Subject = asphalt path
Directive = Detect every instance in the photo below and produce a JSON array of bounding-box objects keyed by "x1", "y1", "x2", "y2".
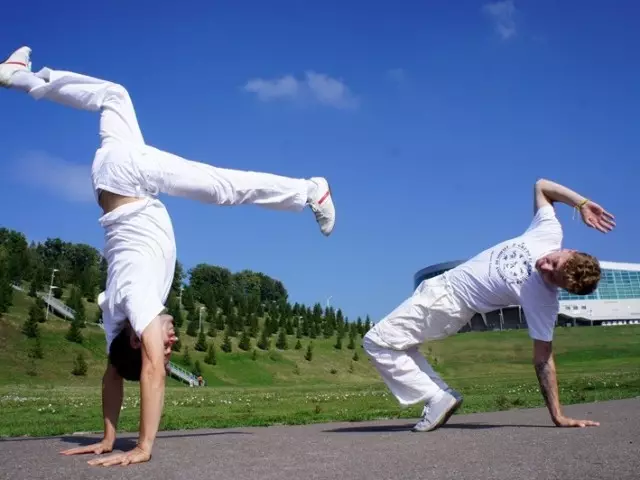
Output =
[{"x1": 1, "y1": 398, "x2": 638, "y2": 480}]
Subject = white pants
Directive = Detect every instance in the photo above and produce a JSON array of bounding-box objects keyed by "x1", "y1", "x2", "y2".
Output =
[
  {"x1": 363, "y1": 274, "x2": 475, "y2": 406},
  {"x1": 26, "y1": 68, "x2": 310, "y2": 209},
  {"x1": 19, "y1": 67, "x2": 310, "y2": 350}
]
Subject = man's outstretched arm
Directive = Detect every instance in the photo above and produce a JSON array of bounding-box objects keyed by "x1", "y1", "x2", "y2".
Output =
[
  {"x1": 534, "y1": 178, "x2": 588, "y2": 213},
  {"x1": 60, "y1": 363, "x2": 123, "y2": 456},
  {"x1": 533, "y1": 340, "x2": 599, "y2": 428},
  {"x1": 87, "y1": 317, "x2": 167, "y2": 467},
  {"x1": 533, "y1": 178, "x2": 615, "y2": 233}
]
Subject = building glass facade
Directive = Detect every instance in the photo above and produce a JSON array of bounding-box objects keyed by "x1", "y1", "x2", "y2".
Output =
[{"x1": 559, "y1": 268, "x2": 640, "y2": 301}]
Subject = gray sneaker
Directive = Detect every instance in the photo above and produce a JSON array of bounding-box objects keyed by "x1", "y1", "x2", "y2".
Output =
[{"x1": 412, "y1": 390, "x2": 460, "y2": 432}]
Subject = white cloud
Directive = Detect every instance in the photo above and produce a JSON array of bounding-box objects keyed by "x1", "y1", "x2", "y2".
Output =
[
  {"x1": 483, "y1": 0, "x2": 517, "y2": 40},
  {"x1": 12, "y1": 151, "x2": 93, "y2": 203},
  {"x1": 387, "y1": 68, "x2": 406, "y2": 84},
  {"x1": 243, "y1": 71, "x2": 358, "y2": 110},
  {"x1": 243, "y1": 75, "x2": 299, "y2": 101}
]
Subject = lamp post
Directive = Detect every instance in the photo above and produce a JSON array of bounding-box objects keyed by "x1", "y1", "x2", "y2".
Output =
[
  {"x1": 45, "y1": 268, "x2": 59, "y2": 321},
  {"x1": 199, "y1": 306, "x2": 205, "y2": 332}
]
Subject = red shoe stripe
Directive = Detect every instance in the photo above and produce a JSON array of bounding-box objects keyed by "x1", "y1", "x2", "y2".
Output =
[
  {"x1": 318, "y1": 190, "x2": 330, "y2": 205},
  {"x1": 4, "y1": 61, "x2": 27, "y2": 67}
]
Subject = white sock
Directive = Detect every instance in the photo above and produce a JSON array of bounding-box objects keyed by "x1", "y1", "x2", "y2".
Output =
[
  {"x1": 306, "y1": 179, "x2": 318, "y2": 202},
  {"x1": 9, "y1": 70, "x2": 46, "y2": 93}
]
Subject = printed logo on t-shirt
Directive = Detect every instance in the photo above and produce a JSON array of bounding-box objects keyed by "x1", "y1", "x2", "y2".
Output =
[{"x1": 494, "y1": 242, "x2": 533, "y2": 285}]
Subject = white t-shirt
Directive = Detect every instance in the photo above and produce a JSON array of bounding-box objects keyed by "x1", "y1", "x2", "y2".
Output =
[
  {"x1": 97, "y1": 197, "x2": 176, "y2": 353},
  {"x1": 446, "y1": 205, "x2": 562, "y2": 342}
]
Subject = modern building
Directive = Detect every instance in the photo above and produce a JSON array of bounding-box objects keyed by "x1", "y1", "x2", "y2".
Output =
[{"x1": 413, "y1": 260, "x2": 640, "y2": 332}]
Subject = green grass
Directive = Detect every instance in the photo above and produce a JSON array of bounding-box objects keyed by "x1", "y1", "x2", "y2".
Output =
[{"x1": 1, "y1": 289, "x2": 639, "y2": 437}]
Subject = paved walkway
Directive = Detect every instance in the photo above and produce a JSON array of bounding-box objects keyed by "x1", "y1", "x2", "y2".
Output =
[{"x1": 1, "y1": 398, "x2": 638, "y2": 480}]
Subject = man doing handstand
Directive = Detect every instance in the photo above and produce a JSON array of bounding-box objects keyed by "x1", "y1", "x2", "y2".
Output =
[{"x1": 1, "y1": 46, "x2": 336, "y2": 466}]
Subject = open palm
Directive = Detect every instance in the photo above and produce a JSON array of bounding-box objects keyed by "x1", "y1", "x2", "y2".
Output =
[{"x1": 580, "y1": 201, "x2": 615, "y2": 233}]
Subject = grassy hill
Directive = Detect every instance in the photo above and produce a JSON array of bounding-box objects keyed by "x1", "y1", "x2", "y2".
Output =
[{"x1": 1, "y1": 288, "x2": 639, "y2": 437}]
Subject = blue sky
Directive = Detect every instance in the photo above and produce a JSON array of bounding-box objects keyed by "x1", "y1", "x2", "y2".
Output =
[{"x1": 1, "y1": 0, "x2": 638, "y2": 322}]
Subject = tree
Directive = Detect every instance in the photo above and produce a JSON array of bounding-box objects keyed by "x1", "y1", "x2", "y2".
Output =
[
  {"x1": 23, "y1": 304, "x2": 41, "y2": 338},
  {"x1": 29, "y1": 336, "x2": 44, "y2": 359},
  {"x1": 251, "y1": 349, "x2": 258, "y2": 361},
  {"x1": 207, "y1": 320, "x2": 217, "y2": 338},
  {"x1": 294, "y1": 339, "x2": 302, "y2": 350},
  {"x1": 166, "y1": 291, "x2": 184, "y2": 328},
  {"x1": 186, "y1": 310, "x2": 199, "y2": 337},
  {"x1": 195, "y1": 327, "x2": 208, "y2": 352},
  {"x1": 171, "y1": 260, "x2": 185, "y2": 297},
  {"x1": 238, "y1": 328, "x2": 251, "y2": 351},
  {"x1": 221, "y1": 330, "x2": 232, "y2": 353},
  {"x1": 204, "y1": 344, "x2": 217, "y2": 365},
  {"x1": 285, "y1": 317, "x2": 294, "y2": 335},
  {"x1": 72, "y1": 352, "x2": 88, "y2": 376},
  {"x1": 182, "y1": 285, "x2": 196, "y2": 313},
  {"x1": 182, "y1": 346, "x2": 192, "y2": 367},
  {"x1": 66, "y1": 287, "x2": 86, "y2": 327},
  {"x1": 276, "y1": 328, "x2": 288, "y2": 350},
  {"x1": 192, "y1": 360, "x2": 202, "y2": 377},
  {"x1": 257, "y1": 327, "x2": 270, "y2": 351},
  {"x1": 29, "y1": 268, "x2": 44, "y2": 298},
  {"x1": 0, "y1": 258, "x2": 13, "y2": 315},
  {"x1": 352, "y1": 350, "x2": 360, "y2": 361},
  {"x1": 249, "y1": 314, "x2": 259, "y2": 338},
  {"x1": 65, "y1": 318, "x2": 83, "y2": 344},
  {"x1": 206, "y1": 306, "x2": 217, "y2": 326},
  {"x1": 334, "y1": 334, "x2": 342, "y2": 350},
  {"x1": 364, "y1": 315, "x2": 372, "y2": 333},
  {"x1": 356, "y1": 316, "x2": 363, "y2": 336},
  {"x1": 215, "y1": 311, "x2": 225, "y2": 331},
  {"x1": 22, "y1": 319, "x2": 38, "y2": 340},
  {"x1": 304, "y1": 342, "x2": 313, "y2": 362},
  {"x1": 347, "y1": 335, "x2": 356, "y2": 350}
]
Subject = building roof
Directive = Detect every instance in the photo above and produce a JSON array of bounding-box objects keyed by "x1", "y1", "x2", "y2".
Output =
[{"x1": 599, "y1": 261, "x2": 640, "y2": 272}]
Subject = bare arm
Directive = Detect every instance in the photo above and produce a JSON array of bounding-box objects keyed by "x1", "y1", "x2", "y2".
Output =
[
  {"x1": 532, "y1": 340, "x2": 563, "y2": 423},
  {"x1": 533, "y1": 340, "x2": 600, "y2": 428},
  {"x1": 533, "y1": 178, "x2": 587, "y2": 214},
  {"x1": 137, "y1": 317, "x2": 167, "y2": 455},
  {"x1": 102, "y1": 363, "x2": 124, "y2": 445},
  {"x1": 533, "y1": 178, "x2": 615, "y2": 233},
  {"x1": 60, "y1": 363, "x2": 123, "y2": 456},
  {"x1": 86, "y1": 317, "x2": 167, "y2": 467}
]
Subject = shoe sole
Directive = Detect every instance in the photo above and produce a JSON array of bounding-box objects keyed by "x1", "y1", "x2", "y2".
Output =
[{"x1": 411, "y1": 396, "x2": 461, "y2": 433}]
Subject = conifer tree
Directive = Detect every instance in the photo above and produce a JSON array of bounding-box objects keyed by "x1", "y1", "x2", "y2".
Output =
[
  {"x1": 72, "y1": 352, "x2": 88, "y2": 376},
  {"x1": 192, "y1": 360, "x2": 202, "y2": 377},
  {"x1": 204, "y1": 344, "x2": 217, "y2": 365},
  {"x1": 29, "y1": 336, "x2": 44, "y2": 359},
  {"x1": 276, "y1": 327, "x2": 288, "y2": 350},
  {"x1": 195, "y1": 326, "x2": 208, "y2": 352},
  {"x1": 207, "y1": 319, "x2": 217, "y2": 338},
  {"x1": 66, "y1": 317, "x2": 83, "y2": 344},
  {"x1": 238, "y1": 328, "x2": 251, "y2": 351},
  {"x1": 182, "y1": 346, "x2": 192, "y2": 367},
  {"x1": 257, "y1": 326, "x2": 270, "y2": 351},
  {"x1": 294, "y1": 339, "x2": 302, "y2": 350},
  {"x1": 304, "y1": 342, "x2": 313, "y2": 361},
  {"x1": 221, "y1": 330, "x2": 232, "y2": 353}
]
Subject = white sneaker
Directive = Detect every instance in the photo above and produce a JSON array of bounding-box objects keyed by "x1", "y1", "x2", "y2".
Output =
[
  {"x1": 307, "y1": 177, "x2": 335, "y2": 236},
  {"x1": 0, "y1": 46, "x2": 31, "y2": 87},
  {"x1": 412, "y1": 390, "x2": 459, "y2": 432}
]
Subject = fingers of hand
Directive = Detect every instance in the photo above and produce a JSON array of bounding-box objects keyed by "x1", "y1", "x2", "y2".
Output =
[{"x1": 61, "y1": 444, "x2": 107, "y2": 456}]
